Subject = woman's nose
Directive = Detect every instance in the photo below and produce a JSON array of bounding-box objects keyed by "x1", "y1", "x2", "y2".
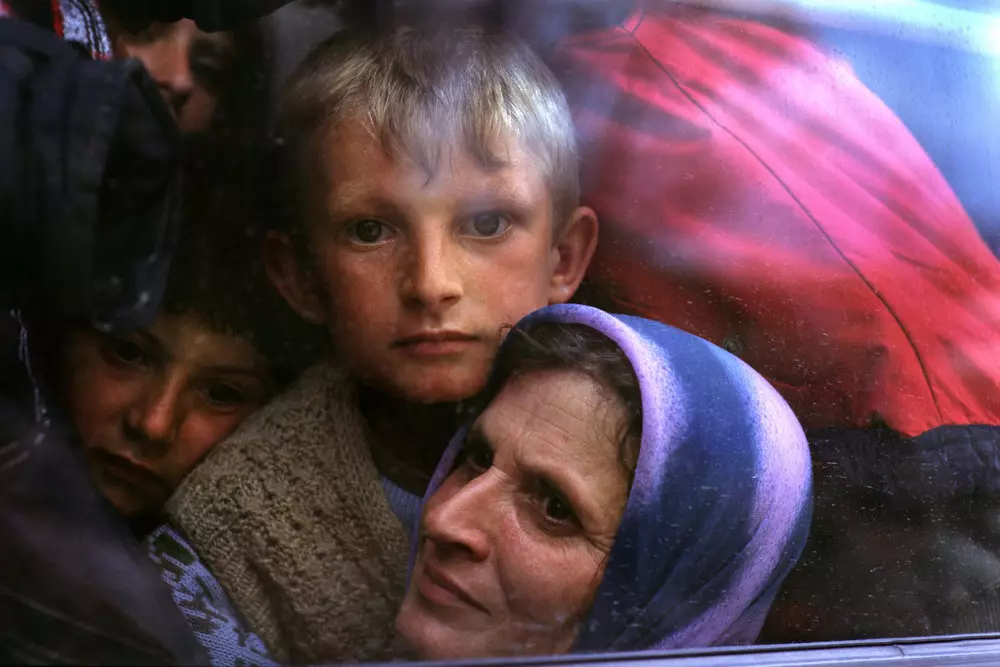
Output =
[
  {"x1": 123, "y1": 380, "x2": 182, "y2": 456},
  {"x1": 421, "y1": 473, "x2": 495, "y2": 562}
]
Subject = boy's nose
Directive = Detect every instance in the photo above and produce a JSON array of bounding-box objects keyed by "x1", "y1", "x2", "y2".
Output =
[{"x1": 400, "y1": 234, "x2": 464, "y2": 311}]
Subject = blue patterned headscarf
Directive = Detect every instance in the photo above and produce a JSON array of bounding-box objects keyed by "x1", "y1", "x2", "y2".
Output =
[{"x1": 414, "y1": 304, "x2": 813, "y2": 652}]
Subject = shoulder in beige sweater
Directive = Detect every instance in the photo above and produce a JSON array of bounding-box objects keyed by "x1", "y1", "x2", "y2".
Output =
[{"x1": 165, "y1": 362, "x2": 411, "y2": 664}]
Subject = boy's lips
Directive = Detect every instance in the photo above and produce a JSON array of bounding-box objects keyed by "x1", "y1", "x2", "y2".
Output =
[{"x1": 392, "y1": 330, "x2": 479, "y2": 356}]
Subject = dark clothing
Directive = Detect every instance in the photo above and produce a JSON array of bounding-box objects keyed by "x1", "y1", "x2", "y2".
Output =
[
  {"x1": 762, "y1": 425, "x2": 1000, "y2": 641},
  {"x1": 0, "y1": 3, "x2": 203, "y2": 664},
  {"x1": 0, "y1": 14, "x2": 180, "y2": 327}
]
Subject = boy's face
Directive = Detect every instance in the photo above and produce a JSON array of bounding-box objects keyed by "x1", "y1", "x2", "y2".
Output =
[
  {"x1": 63, "y1": 314, "x2": 271, "y2": 520},
  {"x1": 266, "y1": 121, "x2": 597, "y2": 404}
]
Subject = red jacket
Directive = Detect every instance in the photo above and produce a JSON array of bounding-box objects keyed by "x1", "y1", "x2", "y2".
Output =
[{"x1": 552, "y1": 5, "x2": 1000, "y2": 438}]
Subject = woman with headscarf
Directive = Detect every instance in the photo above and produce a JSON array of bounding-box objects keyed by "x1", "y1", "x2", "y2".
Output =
[{"x1": 396, "y1": 303, "x2": 813, "y2": 658}]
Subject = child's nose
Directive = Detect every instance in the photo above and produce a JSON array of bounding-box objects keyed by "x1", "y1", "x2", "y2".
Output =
[
  {"x1": 123, "y1": 381, "x2": 182, "y2": 456},
  {"x1": 400, "y1": 234, "x2": 464, "y2": 310}
]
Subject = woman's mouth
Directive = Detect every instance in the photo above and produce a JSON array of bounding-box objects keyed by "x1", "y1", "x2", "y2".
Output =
[{"x1": 417, "y1": 562, "x2": 488, "y2": 613}]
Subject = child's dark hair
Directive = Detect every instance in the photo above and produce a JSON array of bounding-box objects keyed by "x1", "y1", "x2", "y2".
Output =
[
  {"x1": 173, "y1": 139, "x2": 324, "y2": 388},
  {"x1": 482, "y1": 321, "x2": 642, "y2": 479},
  {"x1": 158, "y1": 142, "x2": 266, "y2": 345}
]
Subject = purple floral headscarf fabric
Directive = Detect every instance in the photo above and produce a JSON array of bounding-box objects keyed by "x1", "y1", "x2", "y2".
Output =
[{"x1": 414, "y1": 304, "x2": 813, "y2": 652}]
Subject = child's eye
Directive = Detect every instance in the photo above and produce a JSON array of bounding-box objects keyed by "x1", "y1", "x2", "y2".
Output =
[
  {"x1": 127, "y1": 22, "x2": 171, "y2": 45},
  {"x1": 346, "y1": 219, "x2": 393, "y2": 245},
  {"x1": 463, "y1": 213, "x2": 510, "y2": 239},
  {"x1": 189, "y1": 39, "x2": 232, "y2": 92},
  {"x1": 204, "y1": 383, "x2": 254, "y2": 408},
  {"x1": 101, "y1": 335, "x2": 150, "y2": 368}
]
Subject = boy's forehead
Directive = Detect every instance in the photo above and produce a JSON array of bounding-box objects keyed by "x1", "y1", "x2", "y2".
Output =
[{"x1": 318, "y1": 120, "x2": 551, "y2": 210}]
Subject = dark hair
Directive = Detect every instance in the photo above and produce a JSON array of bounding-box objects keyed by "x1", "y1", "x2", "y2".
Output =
[
  {"x1": 482, "y1": 321, "x2": 642, "y2": 478},
  {"x1": 173, "y1": 139, "x2": 325, "y2": 388}
]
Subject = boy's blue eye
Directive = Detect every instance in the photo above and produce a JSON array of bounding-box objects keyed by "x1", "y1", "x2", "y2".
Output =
[
  {"x1": 465, "y1": 213, "x2": 510, "y2": 238},
  {"x1": 347, "y1": 219, "x2": 391, "y2": 245}
]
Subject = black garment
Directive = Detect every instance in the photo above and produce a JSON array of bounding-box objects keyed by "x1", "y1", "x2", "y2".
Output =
[
  {"x1": 762, "y1": 425, "x2": 1000, "y2": 642},
  {"x1": 0, "y1": 17, "x2": 180, "y2": 327},
  {"x1": 0, "y1": 16, "x2": 205, "y2": 665}
]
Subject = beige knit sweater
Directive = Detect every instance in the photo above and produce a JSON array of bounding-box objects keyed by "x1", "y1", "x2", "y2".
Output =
[{"x1": 165, "y1": 362, "x2": 410, "y2": 664}]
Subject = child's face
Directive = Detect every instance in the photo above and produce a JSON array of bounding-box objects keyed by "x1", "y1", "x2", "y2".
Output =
[
  {"x1": 266, "y1": 121, "x2": 597, "y2": 404},
  {"x1": 62, "y1": 313, "x2": 271, "y2": 520},
  {"x1": 111, "y1": 19, "x2": 235, "y2": 134}
]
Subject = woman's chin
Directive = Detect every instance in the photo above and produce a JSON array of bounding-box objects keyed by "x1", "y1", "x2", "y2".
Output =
[
  {"x1": 396, "y1": 594, "x2": 484, "y2": 661},
  {"x1": 396, "y1": 595, "x2": 576, "y2": 660}
]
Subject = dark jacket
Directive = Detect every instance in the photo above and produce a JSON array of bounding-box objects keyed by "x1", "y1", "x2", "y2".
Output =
[{"x1": 0, "y1": 3, "x2": 204, "y2": 663}]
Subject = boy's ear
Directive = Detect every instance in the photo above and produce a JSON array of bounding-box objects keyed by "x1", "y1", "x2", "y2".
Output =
[
  {"x1": 262, "y1": 231, "x2": 327, "y2": 325},
  {"x1": 548, "y1": 206, "x2": 599, "y2": 304}
]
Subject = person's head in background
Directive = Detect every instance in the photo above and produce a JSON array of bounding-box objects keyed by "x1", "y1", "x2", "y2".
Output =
[
  {"x1": 56, "y1": 152, "x2": 277, "y2": 532},
  {"x1": 100, "y1": 7, "x2": 271, "y2": 138},
  {"x1": 110, "y1": 19, "x2": 232, "y2": 133},
  {"x1": 263, "y1": 26, "x2": 598, "y2": 416}
]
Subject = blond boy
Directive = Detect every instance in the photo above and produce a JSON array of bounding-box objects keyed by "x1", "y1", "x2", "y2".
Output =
[{"x1": 165, "y1": 26, "x2": 597, "y2": 663}]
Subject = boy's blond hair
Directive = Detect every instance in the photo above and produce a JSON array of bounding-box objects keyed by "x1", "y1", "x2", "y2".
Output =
[{"x1": 275, "y1": 25, "x2": 580, "y2": 233}]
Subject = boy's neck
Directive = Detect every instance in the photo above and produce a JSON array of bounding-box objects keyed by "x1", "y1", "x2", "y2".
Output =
[{"x1": 358, "y1": 385, "x2": 466, "y2": 497}]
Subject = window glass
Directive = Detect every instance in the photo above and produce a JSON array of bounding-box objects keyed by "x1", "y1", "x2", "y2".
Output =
[{"x1": 2, "y1": 0, "x2": 1000, "y2": 664}]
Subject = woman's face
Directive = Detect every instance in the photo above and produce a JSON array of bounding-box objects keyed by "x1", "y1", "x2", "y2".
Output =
[
  {"x1": 62, "y1": 313, "x2": 271, "y2": 520},
  {"x1": 396, "y1": 370, "x2": 632, "y2": 659},
  {"x1": 112, "y1": 19, "x2": 236, "y2": 134}
]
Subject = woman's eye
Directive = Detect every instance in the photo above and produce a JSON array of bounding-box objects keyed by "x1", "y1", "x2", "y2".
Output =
[
  {"x1": 347, "y1": 219, "x2": 392, "y2": 245},
  {"x1": 103, "y1": 336, "x2": 148, "y2": 367},
  {"x1": 468, "y1": 447, "x2": 493, "y2": 472},
  {"x1": 464, "y1": 213, "x2": 510, "y2": 238},
  {"x1": 541, "y1": 489, "x2": 577, "y2": 526},
  {"x1": 457, "y1": 442, "x2": 493, "y2": 474}
]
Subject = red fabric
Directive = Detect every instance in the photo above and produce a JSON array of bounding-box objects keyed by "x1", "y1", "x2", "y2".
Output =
[
  {"x1": 49, "y1": 0, "x2": 63, "y2": 38},
  {"x1": 551, "y1": 6, "x2": 1000, "y2": 437}
]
